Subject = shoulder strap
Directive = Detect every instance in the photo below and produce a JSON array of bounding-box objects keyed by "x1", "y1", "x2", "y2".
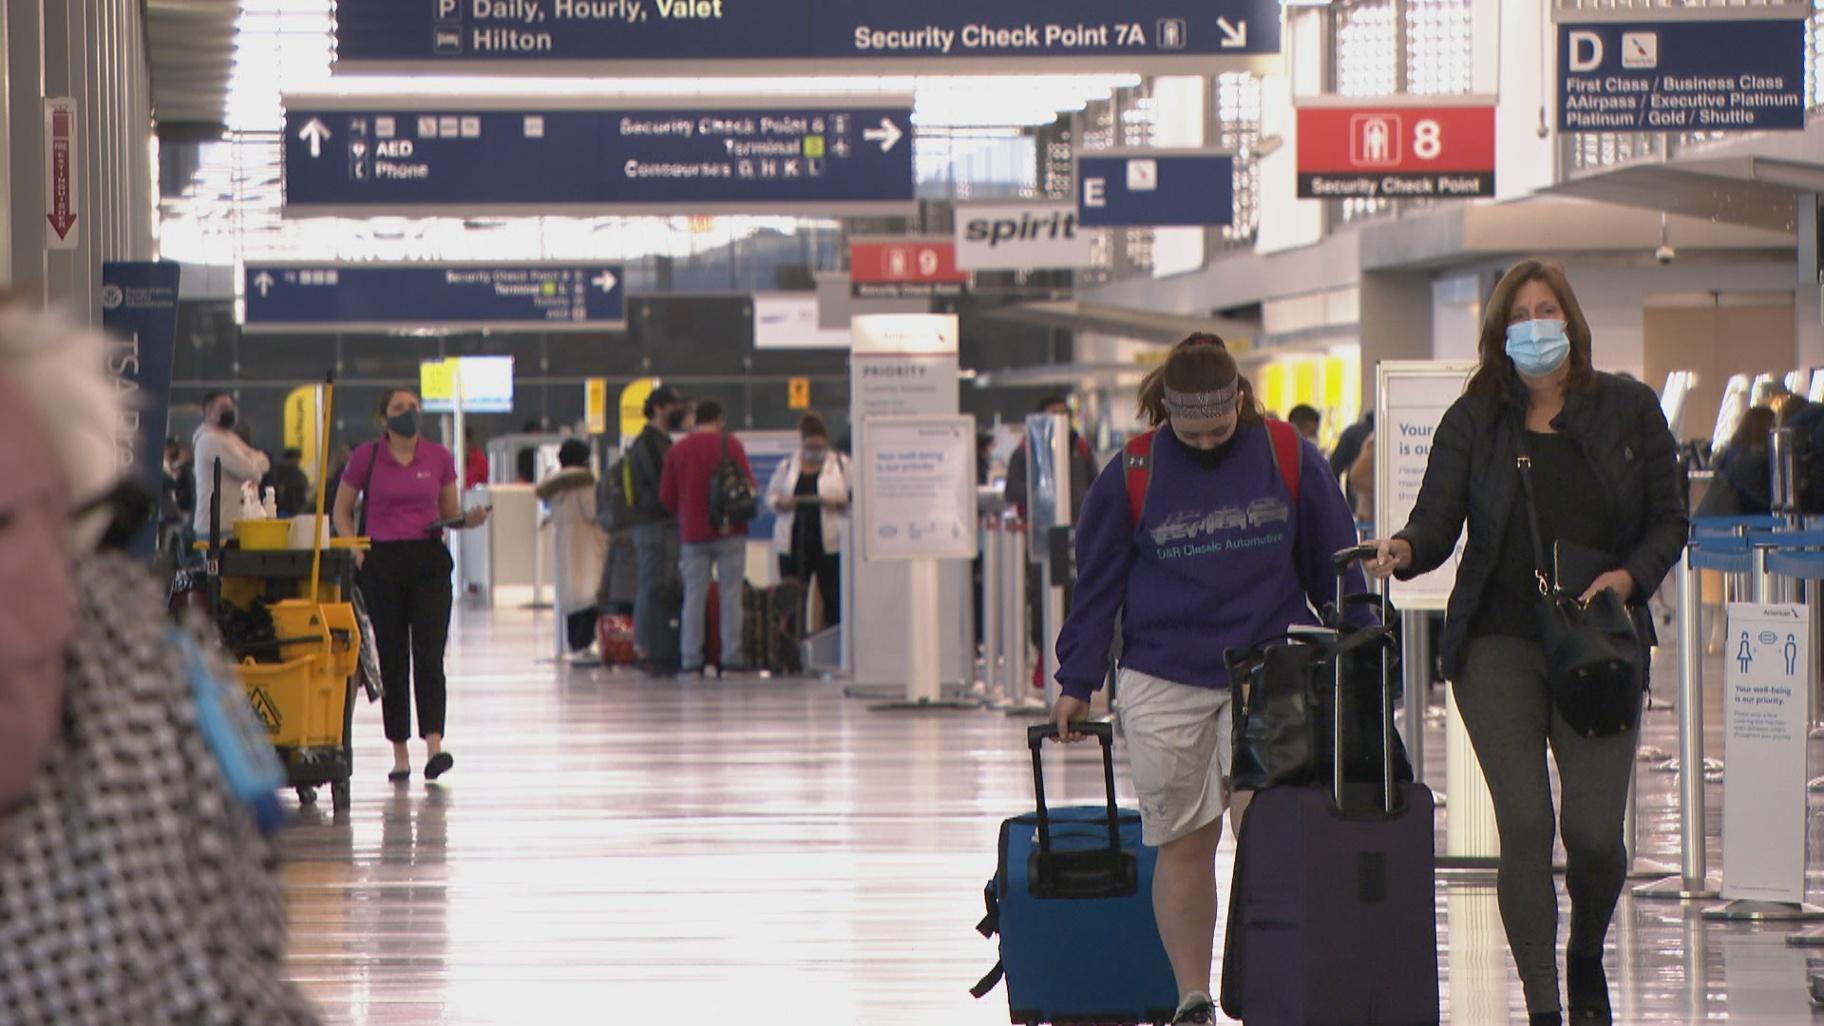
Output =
[
  {"x1": 1263, "y1": 419, "x2": 1302, "y2": 505},
  {"x1": 1513, "y1": 431, "x2": 1553, "y2": 597},
  {"x1": 356, "y1": 440, "x2": 381, "y2": 537},
  {"x1": 1123, "y1": 430, "x2": 1158, "y2": 525}
]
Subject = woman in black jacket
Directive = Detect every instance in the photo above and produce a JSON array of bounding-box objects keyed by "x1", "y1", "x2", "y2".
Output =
[{"x1": 1367, "y1": 260, "x2": 1686, "y2": 1026}]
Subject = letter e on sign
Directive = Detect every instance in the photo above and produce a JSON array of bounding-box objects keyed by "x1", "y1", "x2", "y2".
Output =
[{"x1": 1084, "y1": 178, "x2": 1107, "y2": 208}]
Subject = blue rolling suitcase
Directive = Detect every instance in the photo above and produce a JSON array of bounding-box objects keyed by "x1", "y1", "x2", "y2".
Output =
[{"x1": 973, "y1": 722, "x2": 1179, "y2": 1025}]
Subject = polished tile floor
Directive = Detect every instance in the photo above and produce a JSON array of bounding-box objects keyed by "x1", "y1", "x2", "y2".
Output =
[{"x1": 278, "y1": 605, "x2": 1824, "y2": 1025}]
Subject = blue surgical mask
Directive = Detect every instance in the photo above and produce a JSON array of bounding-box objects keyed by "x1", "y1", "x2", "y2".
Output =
[{"x1": 1504, "y1": 319, "x2": 1571, "y2": 377}]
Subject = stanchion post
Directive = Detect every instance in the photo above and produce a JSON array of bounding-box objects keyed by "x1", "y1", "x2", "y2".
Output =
[
  {"x1": 980, "y1": 517, "x2": 1003, "y2": 705},
  {"x1": 1400, "y1": 609, "x2": 1430, "y2": 787},
  {"x1": 1635, "y1": 545, "x2": 1719, "y2": 900}
]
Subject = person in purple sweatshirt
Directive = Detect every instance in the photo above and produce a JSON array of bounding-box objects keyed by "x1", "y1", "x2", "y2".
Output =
[{"x1": 1050, "y1": 334, "x2": 1368, "y2": 1026}]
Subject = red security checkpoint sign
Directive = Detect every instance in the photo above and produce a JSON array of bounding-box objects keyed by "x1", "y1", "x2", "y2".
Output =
[
  {"x1": 850, "y1": 237, "x2": 969, "y2": 299},
  {"x1": 1295, "y1": 97, "x2": 1496, "y2": 201}
]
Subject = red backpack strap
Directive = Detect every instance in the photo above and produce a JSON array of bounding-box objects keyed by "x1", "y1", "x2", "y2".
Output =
[
  {"x1": 1263, "y1": 419, "x2": 1303, "y2": 505},
  {"x1": 1123, "y1": 430, "x2": 1159, "y2": 525}
]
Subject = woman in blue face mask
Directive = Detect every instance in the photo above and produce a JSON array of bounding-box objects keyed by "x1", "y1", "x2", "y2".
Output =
[
  {"x1": 1362, "y1": 260, "x2": 1687, "y2": 1026},
  {"x1": 332, "y1": 388, "x2": 490, "y2": 784}
]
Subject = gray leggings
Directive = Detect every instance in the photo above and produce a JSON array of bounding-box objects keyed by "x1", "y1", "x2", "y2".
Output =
[{"x1": 1456, "y1": 635, "x2": 1641, "y2": 1014}]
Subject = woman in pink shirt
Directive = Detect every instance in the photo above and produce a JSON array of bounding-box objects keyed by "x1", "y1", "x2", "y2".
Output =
[{"x1": 333, "y1": 388, "x2": 489, "y2": 784}]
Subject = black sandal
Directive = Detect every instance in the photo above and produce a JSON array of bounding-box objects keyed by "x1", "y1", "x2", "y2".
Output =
[{"x1": 425, "y1": 752, "x2": 454, "y2": 780}]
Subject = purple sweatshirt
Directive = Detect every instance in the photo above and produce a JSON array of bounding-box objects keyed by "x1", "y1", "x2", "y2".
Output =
[{"x1": 1055, "y1": 422, "x2": 1371, "y2": 701}]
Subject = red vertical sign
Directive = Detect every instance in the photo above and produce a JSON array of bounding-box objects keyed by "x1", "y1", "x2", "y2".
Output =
[{"x1": 44, "y1": 98, "x2": 78, "y2": 248}]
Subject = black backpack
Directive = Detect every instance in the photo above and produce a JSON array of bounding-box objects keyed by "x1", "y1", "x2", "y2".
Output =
[
  {"x1": 1786, "y1": 402, "x2": 1824, "y2": 514},
  {"x1": 707, "y1": 433, "x2": 757, "y2": 531},
  {"x1": 597, "y1": 456, "x2": 636, "y2": 532}
]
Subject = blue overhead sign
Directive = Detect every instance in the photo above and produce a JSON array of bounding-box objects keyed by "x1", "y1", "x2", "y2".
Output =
[
  {"x1": 332, "y1": 0, "x2": 1282, "y2": 74},
  {"x1": 1076, "y1": 152, "x2": 1234, "y2": 228},
  {"x1": 242, "y1": 264, "x2": 626, "y2": 333},
  {"x1": 1556, "y1": 8, "x2": 1807, "y2": 134},
  {"x1": 282, "y1": 97, "x2": 915, "y2": 216}
]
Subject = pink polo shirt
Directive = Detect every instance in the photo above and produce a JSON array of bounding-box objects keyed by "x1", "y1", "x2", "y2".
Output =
[{"x1": 341, "y1": 440, "x2": 456, "y2": 542}]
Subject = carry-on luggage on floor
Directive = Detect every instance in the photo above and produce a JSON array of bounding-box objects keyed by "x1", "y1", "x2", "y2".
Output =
[
  {"x1": 973, "y1": 722, "x2": 1178, "y2": 1026},
  {"x1": 1220, "y1": 545, "x2": 1439, "y2": 1026},
  {"x1": 596, "y1": 611, "x2": 636, "y2": 667},
  {"x1": 649, "y1": 579, "x2": 685, "y2": 672}
]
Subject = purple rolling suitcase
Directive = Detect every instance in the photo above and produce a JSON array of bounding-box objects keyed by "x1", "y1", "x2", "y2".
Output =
[{"x1": 1220, "y1": 546, "x2": 1440, "y2": 1026}]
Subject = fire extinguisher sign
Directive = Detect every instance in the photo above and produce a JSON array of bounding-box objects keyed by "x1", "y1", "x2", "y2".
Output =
[{"x1": 1295, "y1": 97, "x2": 1496, "y2": 201}]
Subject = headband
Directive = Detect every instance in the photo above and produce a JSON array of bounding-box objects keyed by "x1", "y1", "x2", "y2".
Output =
[{"x1": 1163, "y1": 380, "x2": 1240, "y2": 420}]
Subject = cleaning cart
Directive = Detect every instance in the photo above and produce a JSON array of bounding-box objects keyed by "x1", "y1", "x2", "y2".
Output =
[{"x1": 208, "y1": 373, "x2": 368, "y2": 813}]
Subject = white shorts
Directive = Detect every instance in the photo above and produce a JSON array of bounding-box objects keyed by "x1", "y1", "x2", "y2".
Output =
[{"x1": 1116, "y1": 667, "x2": 1233, "y2": 847}]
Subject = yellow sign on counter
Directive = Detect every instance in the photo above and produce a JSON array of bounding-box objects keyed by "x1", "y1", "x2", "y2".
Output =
[
  {"x1": 584, "y1": 378, "x2": 609, "y2": 435},
  {"x1": 282, "y1": 385, "x2": 320, "y2": 484},
  {"x1": 619, "y1": 378, "x2": 657, "y2": 443}
]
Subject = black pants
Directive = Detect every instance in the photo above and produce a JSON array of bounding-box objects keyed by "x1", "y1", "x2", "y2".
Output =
[
  {"x1": 566, "y1": 608, "x2": 599, "y2": 652},
  {"x1": 361, "y1": 540, "x2": 453, "y2": 743},
  {"x1": 780, "y1": 552, "x2": 840, "y2": 626}
]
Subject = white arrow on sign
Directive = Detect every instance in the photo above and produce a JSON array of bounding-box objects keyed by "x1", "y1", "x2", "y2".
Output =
[
  {"x1": 298, "y1": 118, "x2": 331, "y2": 158},
  {"x1": 591, "y1": 270, "x2": 618, "y2": 293},
  {"x1": 252, "y1": 271, "x2": 275, "y2": 297},
  {"x1": 1217, "y1": 17, "x2": 1248, "y2": 48},
  {"x1": 863, "y1": 117, "x2": 904, "y2": 153}
]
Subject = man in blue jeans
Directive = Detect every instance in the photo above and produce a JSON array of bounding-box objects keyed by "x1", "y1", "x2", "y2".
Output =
[
  {"x1": 625, "y1": 386, "x2": 687, "y2": 673},
  {"x1": 658, "y1": 400, "x2": 755, "y2": 675}
]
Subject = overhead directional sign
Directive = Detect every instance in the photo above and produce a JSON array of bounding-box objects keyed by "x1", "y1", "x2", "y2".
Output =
[
  {"x1": 332, "y1": 0, "x2": 1282, "y2": 75},
  {"x1": 242, "y1": 263, "x2": 627, "y2": 333},
  {"x1": 1076, "y1": 150, "x2": 1233, "y2": 228},
  {"x1": 1296, "y1": 97, "x2": 1496, "y2": 200},
  {"x1": 282, "y1": 95, "x2": 915, "y2": 216},
  {"x1": 1555, "y1": 6, "x2": 1807, "y2": 134},
  {"x1": 850, "y1": 238, "x2": 969, "y2": 299}
]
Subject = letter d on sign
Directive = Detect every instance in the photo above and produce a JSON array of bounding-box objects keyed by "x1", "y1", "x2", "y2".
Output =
[
  {"x1": 1084, "y1": 178, "x2": 1107, "y2": 208},
  {"x1": 1568, "y1": 30, "x2": 1603, "y2": 73}
]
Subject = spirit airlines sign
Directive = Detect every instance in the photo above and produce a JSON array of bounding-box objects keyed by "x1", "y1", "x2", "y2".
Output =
[
  {"x1": 954, "y1": 202, "x2": 1090, "y2": 271},
  {"x1": 333, "y1": 0, "x2": 1283, "y2": 74},
  {"x1": 1295, "y1": 98, "x2": 1496, "y2": 200}
]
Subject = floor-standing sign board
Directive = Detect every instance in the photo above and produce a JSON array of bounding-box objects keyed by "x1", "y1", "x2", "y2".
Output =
[
  {"x1": 848, "y1": 315, "x2": 969, "y2": 693},
  {"x1": 244, "y1": 263, "x2": 625, "y2": 332},
  {"x1": 1076, "y1": 150, "x2": 1234, "y2": 228},
  {"x1": 282, "y1": 95, "x2": 915, "y2": 216},
  {"x1": 859, "y1": 416, "x2": 977, "y2": 563},
  {"x1": 99, "y1": 262, "x2": 180, "y2": 559},
  {"x1": 1720, "y1": 603, "x2": 1811, "y2": 902},
  {"x1": 332, "y1": 0, "x2": 1282, "y2": 75},
  {"x1": 1375, "y1": 361, "x2": 1473, "y2": 612},
  {"x1": 1295, "y1": 97, "x2": 1496, "y2": 200},
  {"x1": 1555, "y1": 6, "x2": 1807, "y2": 134}
]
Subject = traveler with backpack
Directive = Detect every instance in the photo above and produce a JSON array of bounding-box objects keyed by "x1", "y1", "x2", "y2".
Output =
[
  {"x1": 1366, "y1": 259, "x2": 1686, "y2": 1026},
  {"x1": 1050, "y1": 334, "x2": 1369, "y2": 1026},
  {"x1": 659, "y1": 399, "x2": 757, "y2": 676},
  {"x1": 623, "y1": 386, "x2": 687, "y2": 672}
]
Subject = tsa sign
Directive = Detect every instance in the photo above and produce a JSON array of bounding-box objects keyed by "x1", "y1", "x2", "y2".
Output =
[
  {"x1": 1555, "y1": 7, "x2": 1807, "y2": 133},
  {"x1": 850, "y1": 238, "x2": 969, "y2": 299},
  {"x1": 1077, "y1": 150, "x2": 1233, "y2": 228},
  {"x1": 1295, "y1": 99, "x2": 1495, "y2": 200}
]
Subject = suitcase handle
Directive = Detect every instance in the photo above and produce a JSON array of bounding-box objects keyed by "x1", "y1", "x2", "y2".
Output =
[
  {"x1": 1330, "y1": 546, "x2": 1398, "y2": 814},
  {"x1": 1026, "y1": 722, "x2": 1120, "y2": 864}
]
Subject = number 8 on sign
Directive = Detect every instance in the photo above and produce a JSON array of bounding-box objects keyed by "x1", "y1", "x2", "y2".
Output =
[{"x1": 1414, "y1": 119, "x2": 1442, "y2": 160}]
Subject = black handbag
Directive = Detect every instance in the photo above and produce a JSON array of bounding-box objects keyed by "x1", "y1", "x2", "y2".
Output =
[
  {"x1": 1514, "y1": 438, "x2": 1644, "y2": 738},
  {"x1": 1225, "y1": 625, "x2": 1413, "y2": 793}
]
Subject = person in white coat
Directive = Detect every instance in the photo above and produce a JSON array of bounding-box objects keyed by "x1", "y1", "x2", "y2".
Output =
[
  {"x1": 536, "y1": 439, "x2": 609, "y2": 662},
  {"x1": 765, "y1": 413, "x2": 849, "y2": 627},
  {"x1": 191, "y1": 390, "x2": 270, "y2": 538}
]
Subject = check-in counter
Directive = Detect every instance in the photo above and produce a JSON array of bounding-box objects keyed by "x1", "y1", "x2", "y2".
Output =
[{"x1": 459, "y1": 483, "x2": 540, "y2": 604}]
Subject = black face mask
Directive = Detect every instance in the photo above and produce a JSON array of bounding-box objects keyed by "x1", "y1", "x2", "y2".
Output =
[
  {"x1": 387, "y1": 409, "x2": 422, "y2": 438},
  {"x1": 216, "y1": 408, "x2": 237, "y2": 430}
]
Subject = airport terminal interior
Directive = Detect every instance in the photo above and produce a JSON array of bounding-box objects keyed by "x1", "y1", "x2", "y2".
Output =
[{"x1": 6, "y1": 0, "x2": 1824, "y2": 1023}]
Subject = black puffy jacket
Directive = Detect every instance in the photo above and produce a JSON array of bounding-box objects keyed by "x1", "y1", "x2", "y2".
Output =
[{"x1": 1394, "y1": 372, "x2": 1688, "y2": 679}]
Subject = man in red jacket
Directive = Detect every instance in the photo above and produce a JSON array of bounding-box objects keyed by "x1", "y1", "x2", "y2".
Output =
[{"x1": 659, "y1": 400, "x2": 755, "y2": 675}]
